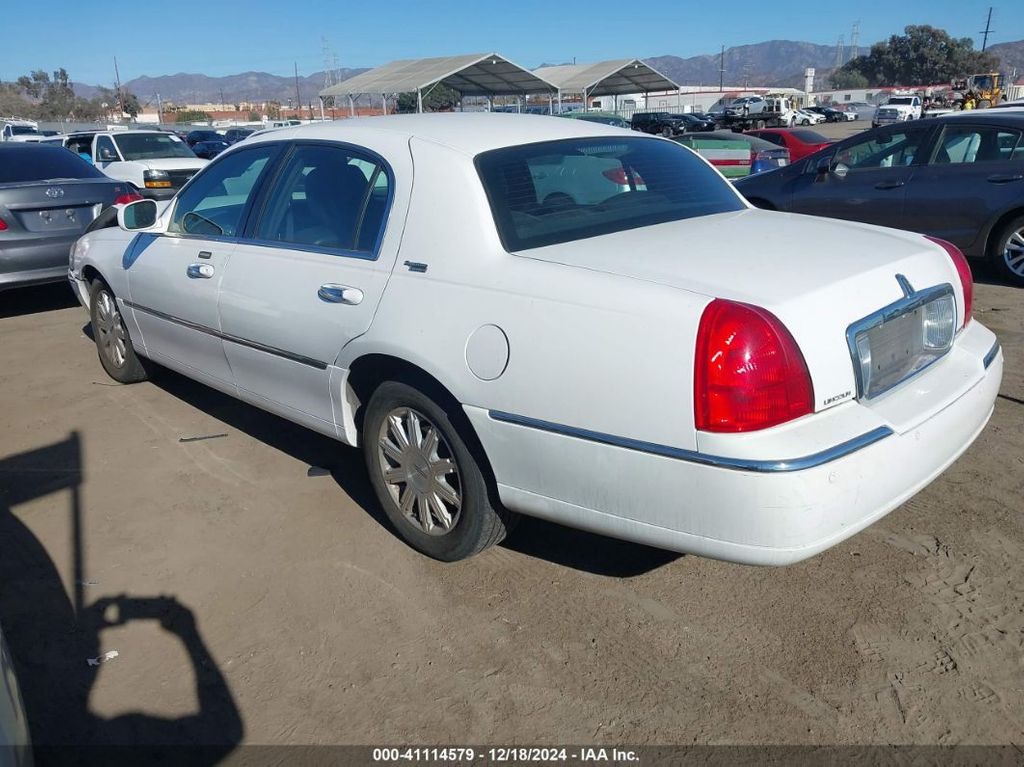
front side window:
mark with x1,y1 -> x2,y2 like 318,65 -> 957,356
834,129 -> 928,171
113,133 -> 196,160
931,125 -> 1022,164
476,137 -> 745,251
254,145 -> 390,254
95,136 -> 120,162
169,145 -> 278,237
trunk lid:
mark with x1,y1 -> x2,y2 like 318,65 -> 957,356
518,208 -> 963,412
0,178 -> 126,234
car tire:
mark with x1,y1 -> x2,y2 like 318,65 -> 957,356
990,214 -> 1024,286
362,380 -> 518,561
661,126 -> 672,138
89,278 -> 150,383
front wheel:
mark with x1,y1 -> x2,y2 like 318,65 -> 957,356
362,381 -> 518,561
660,126 -> 672,138
991,215 -> 1024,286
89,279 -> 150,383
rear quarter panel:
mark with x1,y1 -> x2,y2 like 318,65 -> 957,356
337,138 -> 711,450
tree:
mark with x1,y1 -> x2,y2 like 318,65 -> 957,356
828,69 -> 869,90
121,92 -> 141,119
833,25 -> 1000,87
175,109 -> 211,123
395,83 -> 460,113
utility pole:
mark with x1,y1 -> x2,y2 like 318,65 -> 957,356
113,56 -> 123,117
294,62 -> 302,118
156,93 -> 163,126
718,45 -> 725,94
850,20 -> 860,60
980,7 -> 994,51
219,88 -> 225,111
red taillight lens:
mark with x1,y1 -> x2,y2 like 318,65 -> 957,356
925,235 -> 972,326
0,218 -> 7,231
602,167 -> 645,185
113,192 -> 144,205
694,299 -> 814,433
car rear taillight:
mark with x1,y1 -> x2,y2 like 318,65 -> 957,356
694,299 -> 814,433
925,235 -> 972,327
602,168 -> 645,186
113,192 -> 144,205
0,218 -> 7,231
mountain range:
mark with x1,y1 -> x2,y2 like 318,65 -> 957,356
73,39 -> 1024,107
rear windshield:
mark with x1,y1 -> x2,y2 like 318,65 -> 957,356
113,133 -> 196,160
0,146 -> 105,183
476,137 -> 745,251
790,129 -> 829,144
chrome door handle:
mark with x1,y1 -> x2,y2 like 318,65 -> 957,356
318,284 -> 363,305
187,263 -> 215,279
874,180 -> 905,190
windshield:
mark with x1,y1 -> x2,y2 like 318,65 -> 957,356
889,98 -> 914,105
113,133 -> 196,160
0,145 -> 106,183
476,137 -> 745,251
11,125 -> 39,136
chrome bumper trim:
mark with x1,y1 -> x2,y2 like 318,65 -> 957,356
488,410 -> 894,473
983,340 -> 1001,370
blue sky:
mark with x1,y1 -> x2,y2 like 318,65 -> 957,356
1,0 -> 1018,87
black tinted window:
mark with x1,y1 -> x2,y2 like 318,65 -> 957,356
255,145 -> 390,254
0,145 -> 105,183
477,137 -> 745,251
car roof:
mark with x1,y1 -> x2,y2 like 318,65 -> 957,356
929,110 -> 1024,124
245,113 -> 637,156
0,142 -> 78,154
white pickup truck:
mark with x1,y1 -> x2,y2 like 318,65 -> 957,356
45,130 -> 207,199
871,96 -> 922,127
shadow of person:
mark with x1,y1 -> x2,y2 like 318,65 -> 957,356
0,434 -> 243,765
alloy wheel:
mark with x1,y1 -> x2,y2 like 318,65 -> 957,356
1003,227 -> 1024,277
377,407 -> 462,536
95,290 -> 128,368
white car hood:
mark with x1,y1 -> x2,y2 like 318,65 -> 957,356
519,209 -> 965,412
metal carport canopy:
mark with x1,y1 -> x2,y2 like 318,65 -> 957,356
319,53 -> 557,99
533,59 -> 680,96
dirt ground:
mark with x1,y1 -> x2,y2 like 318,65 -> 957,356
0,270 -> 1021,753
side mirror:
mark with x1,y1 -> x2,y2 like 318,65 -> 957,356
117,199 -> 159,231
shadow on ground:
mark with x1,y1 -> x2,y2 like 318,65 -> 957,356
0,284 -> 79,320
150,368 -> 676,578
0,433 -> 243,765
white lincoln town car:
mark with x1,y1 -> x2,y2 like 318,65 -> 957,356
69,114 -> 1002,565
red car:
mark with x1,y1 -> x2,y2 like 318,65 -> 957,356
744,128 -> 834,162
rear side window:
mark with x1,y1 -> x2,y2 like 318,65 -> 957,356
254,145 -> 390,255
0,146 -> 105,183
931,125 -> 1022,164
476,137 -> 744,251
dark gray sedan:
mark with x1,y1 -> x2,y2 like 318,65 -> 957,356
735,112 -> 1024,285
1,144 -> 139,290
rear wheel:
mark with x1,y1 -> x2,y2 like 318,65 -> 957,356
362,381 -> 517,561
89,279 -> 150,383
660,126 -> 672,138
990,215 -> 1024,286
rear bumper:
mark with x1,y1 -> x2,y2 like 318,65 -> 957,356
0,236 -> 76,289
467,321 -> 1002,565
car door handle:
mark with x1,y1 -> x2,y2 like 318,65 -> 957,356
874,180 -> 906,190
187,263 -> 215,279
318,284 -> 363,305
987,174 -> 1023,184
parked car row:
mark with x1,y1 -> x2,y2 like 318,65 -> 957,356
736,111 -> 1024,284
